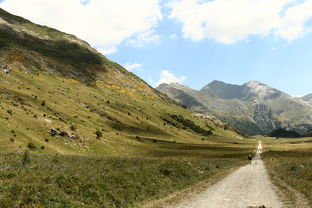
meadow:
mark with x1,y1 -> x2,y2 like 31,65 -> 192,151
262,137 -> 312,207
0,139 -> 257,208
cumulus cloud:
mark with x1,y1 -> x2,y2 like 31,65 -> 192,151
127,30 -> 161,47
0,0 -> 163,54
96,46 -> 117,55
123,63 -> 143,71
168,0 -> 312,43
277,0 -> 312,41
156,70 -> 187,86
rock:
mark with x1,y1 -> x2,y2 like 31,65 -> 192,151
0,64 -> 11,74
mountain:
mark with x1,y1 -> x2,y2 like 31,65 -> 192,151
157,81 -> 312,135
0,8 -> 244,155
301,94 -> 312,105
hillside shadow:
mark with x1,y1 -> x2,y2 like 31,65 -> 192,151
0,26 -> 106,83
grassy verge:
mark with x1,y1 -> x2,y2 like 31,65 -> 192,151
0,147 -> 251,208
262,138 -> 312,207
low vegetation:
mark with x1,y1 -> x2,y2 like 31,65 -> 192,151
268,128 -> 301,138
170,114 -> 212,136
262,137 -> 312,207
0,144 -> 253,208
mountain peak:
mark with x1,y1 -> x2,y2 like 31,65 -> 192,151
243,80 -> 268,89
244,80 -> 263,86
201,80 -> 244,99
209,80 -> 227,85
243,81 -> 281,100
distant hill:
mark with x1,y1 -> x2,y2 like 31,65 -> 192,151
301,94 -> 312,105
157,81 -> 312,136
0,8 -> 244,155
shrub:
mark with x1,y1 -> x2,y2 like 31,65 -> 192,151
27,142 -> 37,150
95,130 -> 102,139
7,109 -> 13,115
49,129 -> 58,137
170,114 -> 212,136
70,125 -> 76,131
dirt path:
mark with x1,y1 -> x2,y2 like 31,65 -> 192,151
174,141 -> 283,208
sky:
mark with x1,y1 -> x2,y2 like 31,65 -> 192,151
1,0 -> 312,96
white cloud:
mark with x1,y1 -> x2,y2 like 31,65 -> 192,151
168,0 -> 312,43
96,46 -> 117,55
277,0 -> 312,41
127,29 -> 161,47
169,34 -> 177,39
123,62 -> 143,71
156,70 -> 187,86
0,0 -> 163,54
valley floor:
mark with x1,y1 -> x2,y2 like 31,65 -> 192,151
0,139 -> 255,208
171,142 -> 283,208
150,138 -> 312,208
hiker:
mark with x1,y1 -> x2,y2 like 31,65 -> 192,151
248,154 -> 252,164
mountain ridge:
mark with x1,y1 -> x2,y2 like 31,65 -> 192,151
157,81 -> 312,135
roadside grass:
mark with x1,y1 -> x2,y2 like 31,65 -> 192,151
262,137 -> 312,207
0,145 -> 253,208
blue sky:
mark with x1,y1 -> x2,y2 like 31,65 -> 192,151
1,0 -> 312,96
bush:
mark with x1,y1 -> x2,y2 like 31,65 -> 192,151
170,114 -> 212,136
27,142 -> 37,150
95,130 -> 102,139
49,129 -> 58,137
7,109 -> 13,115
70,125 -> 76,131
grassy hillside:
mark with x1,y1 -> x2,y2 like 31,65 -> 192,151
261,137 -> 312,207
0,8 -> 245,156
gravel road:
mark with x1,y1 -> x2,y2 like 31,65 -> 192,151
175,141 -> 283,208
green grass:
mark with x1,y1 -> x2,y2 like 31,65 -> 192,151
0,150 -> 251,208
0,67 -> 246,156
262,137 -> 312,207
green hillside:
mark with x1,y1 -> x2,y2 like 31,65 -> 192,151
0,8 -> 245,156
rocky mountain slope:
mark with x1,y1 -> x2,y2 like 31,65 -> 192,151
0,8 -> 244,155
157,81 -> 312,135
301,94 -> 312,105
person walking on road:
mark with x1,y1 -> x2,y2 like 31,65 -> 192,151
248,154 -> 252,165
